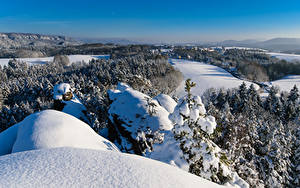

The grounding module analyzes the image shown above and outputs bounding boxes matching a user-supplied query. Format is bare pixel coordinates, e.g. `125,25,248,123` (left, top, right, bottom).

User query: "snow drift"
0,110,119,156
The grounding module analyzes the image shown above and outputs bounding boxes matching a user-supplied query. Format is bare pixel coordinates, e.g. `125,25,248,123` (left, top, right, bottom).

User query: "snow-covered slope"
170,59,259,97
270,75,300,92
0,54,109,66
267,52,300,62
0,147,223,188
0,110,119,156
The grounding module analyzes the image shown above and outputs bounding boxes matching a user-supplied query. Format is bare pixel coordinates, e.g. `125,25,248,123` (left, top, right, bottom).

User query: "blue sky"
0,0,300,42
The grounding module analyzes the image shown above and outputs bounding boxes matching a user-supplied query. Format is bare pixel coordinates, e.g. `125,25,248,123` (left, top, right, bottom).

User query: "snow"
0,147,224,188
149,131,189,171
170,59,259,97
270,75,300,92
0,110,119,155
0,54,110,67
108,83,173,132
267,52,300,62
53,83,88,122
0,124,19,156
53,83,72,100
153,93,177,113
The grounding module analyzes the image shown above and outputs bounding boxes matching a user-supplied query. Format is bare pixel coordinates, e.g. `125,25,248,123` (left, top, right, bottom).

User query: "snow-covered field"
0,54,110,67
267,52,300,62
170,59,259,97
270,75,300,92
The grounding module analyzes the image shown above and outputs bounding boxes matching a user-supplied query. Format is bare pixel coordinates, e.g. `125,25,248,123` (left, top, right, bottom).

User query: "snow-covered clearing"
267,52,300,62
0,147,224,188
170,59,259,97
0,54,109,67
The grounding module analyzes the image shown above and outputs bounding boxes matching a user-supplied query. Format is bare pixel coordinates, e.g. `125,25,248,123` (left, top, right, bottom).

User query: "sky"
0,0,300,43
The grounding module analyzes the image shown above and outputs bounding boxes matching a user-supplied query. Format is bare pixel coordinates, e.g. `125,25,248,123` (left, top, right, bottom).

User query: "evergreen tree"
170,80,248,187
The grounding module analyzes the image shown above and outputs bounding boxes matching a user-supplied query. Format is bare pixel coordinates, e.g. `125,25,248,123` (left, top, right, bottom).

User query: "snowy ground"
0,147,223,188
267,52,300,62
0,54,110,67
170,59,259,97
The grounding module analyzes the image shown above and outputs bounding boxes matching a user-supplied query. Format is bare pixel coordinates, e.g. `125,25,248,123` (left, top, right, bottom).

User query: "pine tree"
170,79,248,187
264,86,282,117
285,85,300,121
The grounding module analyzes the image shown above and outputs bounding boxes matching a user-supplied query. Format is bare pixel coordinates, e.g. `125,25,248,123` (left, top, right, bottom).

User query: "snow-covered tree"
170,79,248,187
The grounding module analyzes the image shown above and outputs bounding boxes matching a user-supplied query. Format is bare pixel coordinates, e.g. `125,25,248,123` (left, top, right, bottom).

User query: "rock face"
0,32,80,49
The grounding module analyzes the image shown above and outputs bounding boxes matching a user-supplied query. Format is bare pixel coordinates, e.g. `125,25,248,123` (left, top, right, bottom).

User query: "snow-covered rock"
108,83,173,131
153,93,177,113
108,83,173,154
53,83,88,122
0,147,224,188
0,110,119,156
53,83,72,100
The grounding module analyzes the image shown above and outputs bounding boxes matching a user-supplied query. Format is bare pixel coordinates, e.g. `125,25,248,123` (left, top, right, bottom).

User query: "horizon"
1,0,300,43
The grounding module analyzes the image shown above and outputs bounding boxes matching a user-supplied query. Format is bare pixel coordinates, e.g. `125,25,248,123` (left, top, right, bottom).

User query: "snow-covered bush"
53,55,71,66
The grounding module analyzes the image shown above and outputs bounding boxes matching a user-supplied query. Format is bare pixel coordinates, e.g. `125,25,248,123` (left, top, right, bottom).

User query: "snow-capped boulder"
0,147,224,188
53,83,88,123
0,110,119,154
108,83,173,154
153,93,177,113
53,83,72,100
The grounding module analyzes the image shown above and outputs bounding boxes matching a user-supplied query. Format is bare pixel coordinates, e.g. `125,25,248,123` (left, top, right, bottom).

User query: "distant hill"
76,37,146,45
256,38,300,52
0,32,81,48
212,38,300,52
